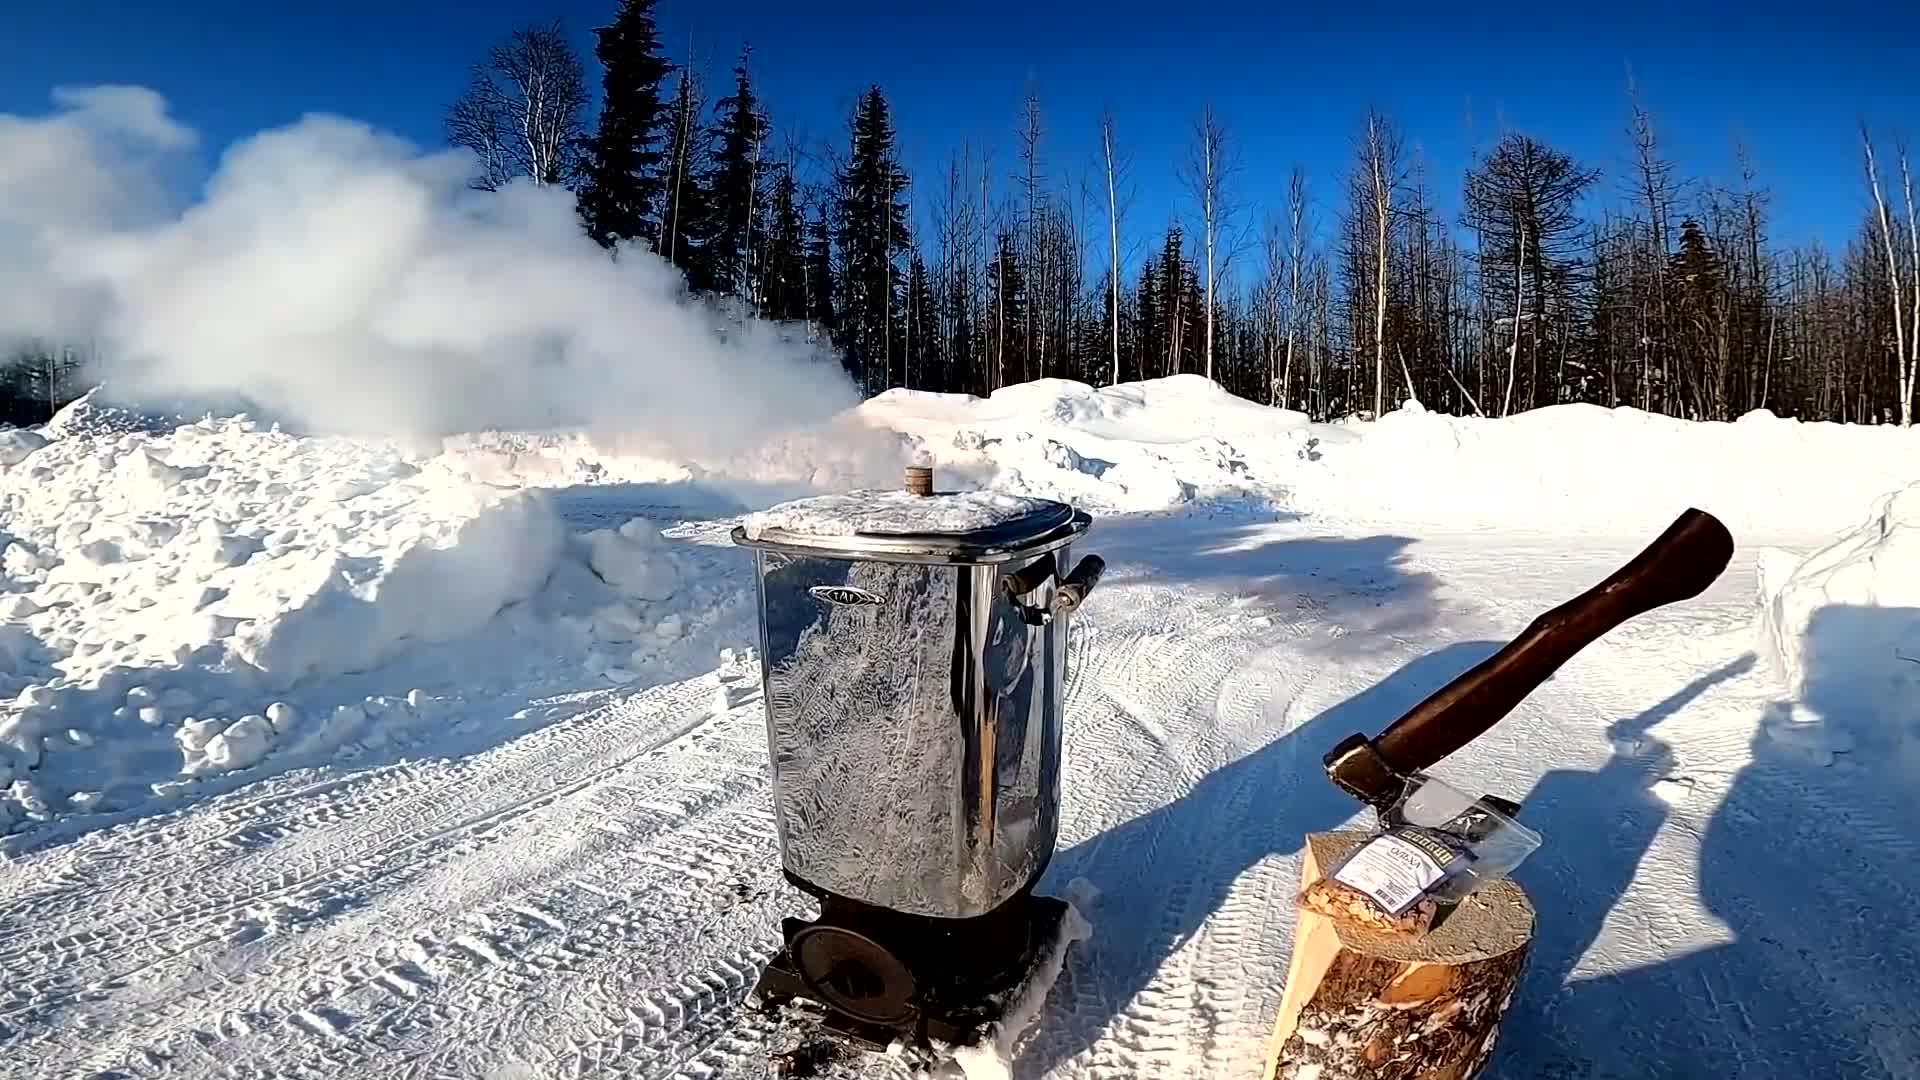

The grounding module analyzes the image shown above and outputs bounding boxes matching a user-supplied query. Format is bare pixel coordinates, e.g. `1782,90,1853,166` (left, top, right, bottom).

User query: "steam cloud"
0,86,864,460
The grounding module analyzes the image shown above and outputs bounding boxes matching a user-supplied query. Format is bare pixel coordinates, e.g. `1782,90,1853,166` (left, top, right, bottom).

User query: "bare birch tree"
1100,111,1133,385
446,21,587,190
1902,138,1920,426
1627,81,1677,411
1363,109,1396,417
1863,123,1914,425
1284,166,1308,408
1017,90,1045,375
1179,104,1239,382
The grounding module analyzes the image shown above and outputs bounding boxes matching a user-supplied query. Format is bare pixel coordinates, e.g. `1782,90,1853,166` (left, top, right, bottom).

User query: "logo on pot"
809,584,885,607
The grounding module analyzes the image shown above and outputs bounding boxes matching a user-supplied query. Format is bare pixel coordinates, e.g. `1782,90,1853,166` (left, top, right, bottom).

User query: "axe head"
1323,732,1405,812
1324,732,1525,822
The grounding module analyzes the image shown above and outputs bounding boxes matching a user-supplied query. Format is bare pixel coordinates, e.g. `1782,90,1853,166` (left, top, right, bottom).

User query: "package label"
1330,832,1456,915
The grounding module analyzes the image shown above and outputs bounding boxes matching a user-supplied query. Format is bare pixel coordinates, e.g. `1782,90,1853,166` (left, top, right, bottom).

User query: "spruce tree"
804,199,839,349
1136,253,1163,382
947,259,981,395
904,251,938,389
576,0,672,250
759,160,809,323
704,46,771,303
834,86,910,394
987,231,1028,390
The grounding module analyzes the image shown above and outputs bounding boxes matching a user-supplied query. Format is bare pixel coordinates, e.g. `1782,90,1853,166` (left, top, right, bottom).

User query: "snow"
0,396,745,827
948,878,1098,1080
1756,481,1920,771
740,489,1063,541
861,377,1920,535
1,374,1919,1080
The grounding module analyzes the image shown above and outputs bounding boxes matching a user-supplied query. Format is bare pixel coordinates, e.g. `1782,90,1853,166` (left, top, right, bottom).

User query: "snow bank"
1756,482,1920,767
861,377,1920,536
0,401,751,836
1325,402,1920,536
861,377,1305,516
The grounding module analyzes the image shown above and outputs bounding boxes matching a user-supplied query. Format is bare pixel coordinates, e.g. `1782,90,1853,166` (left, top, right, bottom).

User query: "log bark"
1264,831,1535,1080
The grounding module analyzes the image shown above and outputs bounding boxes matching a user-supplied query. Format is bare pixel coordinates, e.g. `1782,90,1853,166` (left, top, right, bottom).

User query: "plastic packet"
1321,772,1541,919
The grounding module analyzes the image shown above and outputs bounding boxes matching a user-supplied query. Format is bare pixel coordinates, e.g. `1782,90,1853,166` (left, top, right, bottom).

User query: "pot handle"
1053,555,1105,616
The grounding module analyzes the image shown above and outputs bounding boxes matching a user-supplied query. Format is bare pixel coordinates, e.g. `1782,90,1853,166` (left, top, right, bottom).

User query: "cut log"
1264,830,1535,1080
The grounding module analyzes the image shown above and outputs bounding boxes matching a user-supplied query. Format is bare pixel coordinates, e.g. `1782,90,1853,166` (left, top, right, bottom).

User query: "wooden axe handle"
1371,508,1735,774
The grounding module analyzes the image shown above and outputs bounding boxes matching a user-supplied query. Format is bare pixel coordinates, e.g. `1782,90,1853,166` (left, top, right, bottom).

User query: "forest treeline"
10,0,1917,429
458,0,1915,427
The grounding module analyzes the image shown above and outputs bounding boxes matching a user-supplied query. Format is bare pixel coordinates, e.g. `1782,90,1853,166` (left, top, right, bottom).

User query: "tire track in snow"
1035,577,1334,1079
0,671,756,1075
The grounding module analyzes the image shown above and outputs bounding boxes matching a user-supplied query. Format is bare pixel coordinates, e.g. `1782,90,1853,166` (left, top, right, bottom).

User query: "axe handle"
1372,508,1735,774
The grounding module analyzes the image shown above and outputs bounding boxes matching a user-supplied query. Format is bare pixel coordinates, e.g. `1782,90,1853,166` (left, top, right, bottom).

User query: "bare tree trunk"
1901,141,1920,426
744,129,763,312
1283,167,1306,408
1367,113,1391,417
1630,88,1672,413
1181,106,1235,384
667,71,693,265
1505,221,1526,417
1204,117,1217,381
1020,91,1043,382
903,172,915,389
1864,124,1913,426
1102,114,1123,386
883,159,894,390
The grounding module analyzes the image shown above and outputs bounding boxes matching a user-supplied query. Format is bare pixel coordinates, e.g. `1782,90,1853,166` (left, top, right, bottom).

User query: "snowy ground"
1,378,1917,1079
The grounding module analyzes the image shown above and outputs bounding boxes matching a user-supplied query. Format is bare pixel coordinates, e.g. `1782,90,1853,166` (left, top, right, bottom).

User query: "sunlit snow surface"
1,377,1918,1080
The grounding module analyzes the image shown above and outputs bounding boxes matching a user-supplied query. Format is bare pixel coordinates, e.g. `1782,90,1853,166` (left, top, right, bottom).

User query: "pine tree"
834,86,911,394
576,0,673,249
704,46,770,304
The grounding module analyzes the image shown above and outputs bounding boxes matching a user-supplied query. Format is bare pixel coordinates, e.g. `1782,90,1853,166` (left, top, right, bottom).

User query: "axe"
1324,508,1736,816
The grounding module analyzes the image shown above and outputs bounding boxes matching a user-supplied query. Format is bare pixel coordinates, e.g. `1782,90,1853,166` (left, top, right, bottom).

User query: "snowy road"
3,512,1915,1079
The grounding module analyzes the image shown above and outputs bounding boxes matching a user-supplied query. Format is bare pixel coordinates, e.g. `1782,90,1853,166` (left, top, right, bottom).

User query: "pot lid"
732,487,1084,564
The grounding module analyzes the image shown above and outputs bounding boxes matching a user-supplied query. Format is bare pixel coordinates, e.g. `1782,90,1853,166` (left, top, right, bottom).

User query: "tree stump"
1263,830,1535,1080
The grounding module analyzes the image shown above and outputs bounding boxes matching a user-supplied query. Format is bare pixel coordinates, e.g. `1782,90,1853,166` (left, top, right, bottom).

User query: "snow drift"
861,376,1920,537
0,397,752,836
1756,481,1920,770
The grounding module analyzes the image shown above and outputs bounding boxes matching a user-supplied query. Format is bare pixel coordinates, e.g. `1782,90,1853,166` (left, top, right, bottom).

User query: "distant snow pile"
1756,482,1920,768
860,376,1308,515
1334,403,1920,535
860,376,1920,535
0,406,750,837
440,429,699,489
41,388,199,441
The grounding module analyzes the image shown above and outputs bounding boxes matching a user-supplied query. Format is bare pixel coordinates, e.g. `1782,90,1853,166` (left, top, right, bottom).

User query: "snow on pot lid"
731,467,1088,564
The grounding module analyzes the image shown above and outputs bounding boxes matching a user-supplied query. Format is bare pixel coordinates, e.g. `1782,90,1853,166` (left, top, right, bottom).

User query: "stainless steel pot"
731,477,1103,920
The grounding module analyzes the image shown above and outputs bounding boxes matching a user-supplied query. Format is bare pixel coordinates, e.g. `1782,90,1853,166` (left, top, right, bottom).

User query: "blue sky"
7,0,1915,262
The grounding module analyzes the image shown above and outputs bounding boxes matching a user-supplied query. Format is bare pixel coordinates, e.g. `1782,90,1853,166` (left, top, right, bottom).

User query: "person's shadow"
1015,610,1765,1078
1493,603,1920,1079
